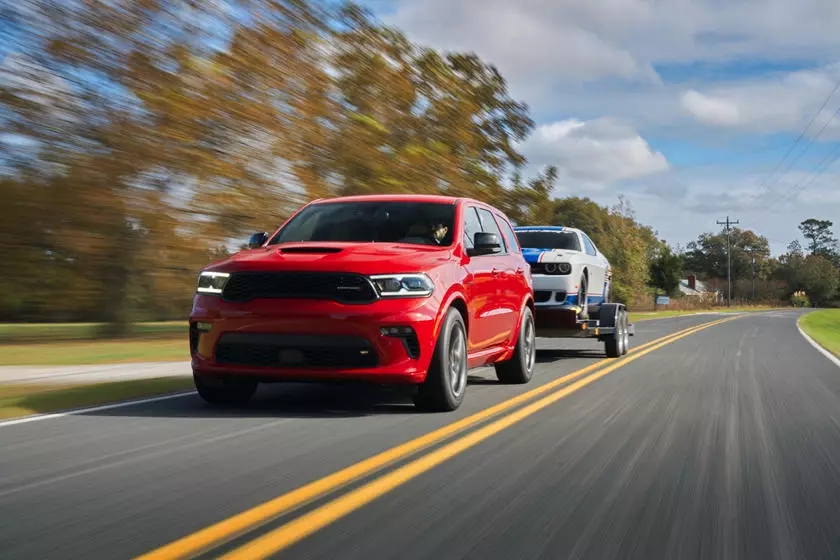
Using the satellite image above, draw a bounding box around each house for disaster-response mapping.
[679,275,721,301]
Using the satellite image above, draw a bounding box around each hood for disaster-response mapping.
[205,242,452,275]
[521,247,578,264]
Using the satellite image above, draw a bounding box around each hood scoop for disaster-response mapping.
[279,246,344,254]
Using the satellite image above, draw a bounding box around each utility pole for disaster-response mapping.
[716,216,740,307]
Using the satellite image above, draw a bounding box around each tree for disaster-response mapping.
[800,255,839,307]
[683,227,772,297]
[649,244,684,297]
[799,219,838,258]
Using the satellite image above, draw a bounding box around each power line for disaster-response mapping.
[755,75,840,198]
[716,216,739,307]
[771,141,840,209]
[758,104,840,207]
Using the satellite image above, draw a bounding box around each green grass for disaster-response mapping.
[0,377,194,419]
[0,321,187,343]
[799,309,840,359]
[0,338,189,366]
[629,306,783,323]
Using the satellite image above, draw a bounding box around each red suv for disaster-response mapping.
[189,194,536,411]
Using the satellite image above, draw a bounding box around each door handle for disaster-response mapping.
[515,267,525,275]
[491,268,500,276]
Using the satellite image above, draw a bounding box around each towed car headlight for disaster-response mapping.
[538,262,572,275]
[369,273,434,298]
[196,271,230,295]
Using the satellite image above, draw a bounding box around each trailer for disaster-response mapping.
[533,303,634,358]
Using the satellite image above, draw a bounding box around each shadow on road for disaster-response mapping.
[535,349,604,363]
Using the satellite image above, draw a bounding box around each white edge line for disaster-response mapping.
[797,316,840,370]
[0,391,196,428]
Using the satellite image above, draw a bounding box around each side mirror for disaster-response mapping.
[248,232,269,249]
[467,232,501,257]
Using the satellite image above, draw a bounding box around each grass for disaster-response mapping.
[629,306,784,323]
[0,338,188,366]
[0,321,187,343]
[799,309,840,359]
[0,377,194,419]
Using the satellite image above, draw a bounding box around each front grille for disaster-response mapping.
[222,272,377,304]
[534,290,552,303]
[214,333,378,369]
[554,291,568,302]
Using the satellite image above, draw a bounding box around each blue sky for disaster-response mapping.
[360,0,840,255]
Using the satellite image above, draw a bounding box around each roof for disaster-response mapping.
[312,194,460,205]
[514,225,583,234]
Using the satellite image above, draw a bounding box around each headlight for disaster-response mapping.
[544,263,558,274]
[369,274,434,298]
[557,262,572,274]
[196,271,230,295]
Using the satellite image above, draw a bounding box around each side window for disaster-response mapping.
[476,207,507,254]
[462,206,483,249]
[581,234,597,256]
[496,214,521,254]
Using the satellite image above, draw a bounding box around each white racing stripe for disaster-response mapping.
[0,391,195,428]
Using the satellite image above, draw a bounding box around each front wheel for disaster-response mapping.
[194,372,257,405]
[495,307,536,384]
[414,308,468,412]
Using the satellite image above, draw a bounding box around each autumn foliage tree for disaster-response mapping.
[1,0,691,327]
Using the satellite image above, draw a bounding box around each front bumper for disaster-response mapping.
[531,274,578,308]
[189,295,441,384]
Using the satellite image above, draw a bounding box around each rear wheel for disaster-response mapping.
[495,307,536,384]
[194,372,257,405]
[415,308,468,412]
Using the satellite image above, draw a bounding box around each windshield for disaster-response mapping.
[269,201,457,246]
[516,230,581,251]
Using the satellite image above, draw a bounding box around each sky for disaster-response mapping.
[360,0,840,255]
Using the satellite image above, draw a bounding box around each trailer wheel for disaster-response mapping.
[599,303,624,358]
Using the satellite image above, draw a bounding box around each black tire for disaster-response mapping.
[495,307,536,384]
[414,308,468,412]
[194,372,257,405]
[577,274,589,319]
[620,310,630,355]
[599,303,623,358]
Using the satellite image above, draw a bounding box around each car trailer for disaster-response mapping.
[533,303,634,358]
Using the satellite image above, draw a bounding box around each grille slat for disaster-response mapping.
[222,272,377,304]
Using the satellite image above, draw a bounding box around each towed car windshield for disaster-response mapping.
[516,230,581,251]
[269,201,457,246]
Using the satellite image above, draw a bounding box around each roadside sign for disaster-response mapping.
[655,296,670,305]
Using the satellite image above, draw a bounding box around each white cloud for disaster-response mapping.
[385,0,840,89]
[520,118,669,187]
[681,91,741,126]
[680,63,840,136]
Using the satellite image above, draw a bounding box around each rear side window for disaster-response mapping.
[496,215,521,254]
[462,206,483,249]
[476,207,507,253]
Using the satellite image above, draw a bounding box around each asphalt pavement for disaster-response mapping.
[3,310,840,559]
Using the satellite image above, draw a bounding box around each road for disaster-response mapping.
[3,310,840,559]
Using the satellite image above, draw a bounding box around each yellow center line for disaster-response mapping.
[221,315,737,559]
[134,317,731,560]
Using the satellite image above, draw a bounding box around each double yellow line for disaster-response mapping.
[137,316,736,560]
